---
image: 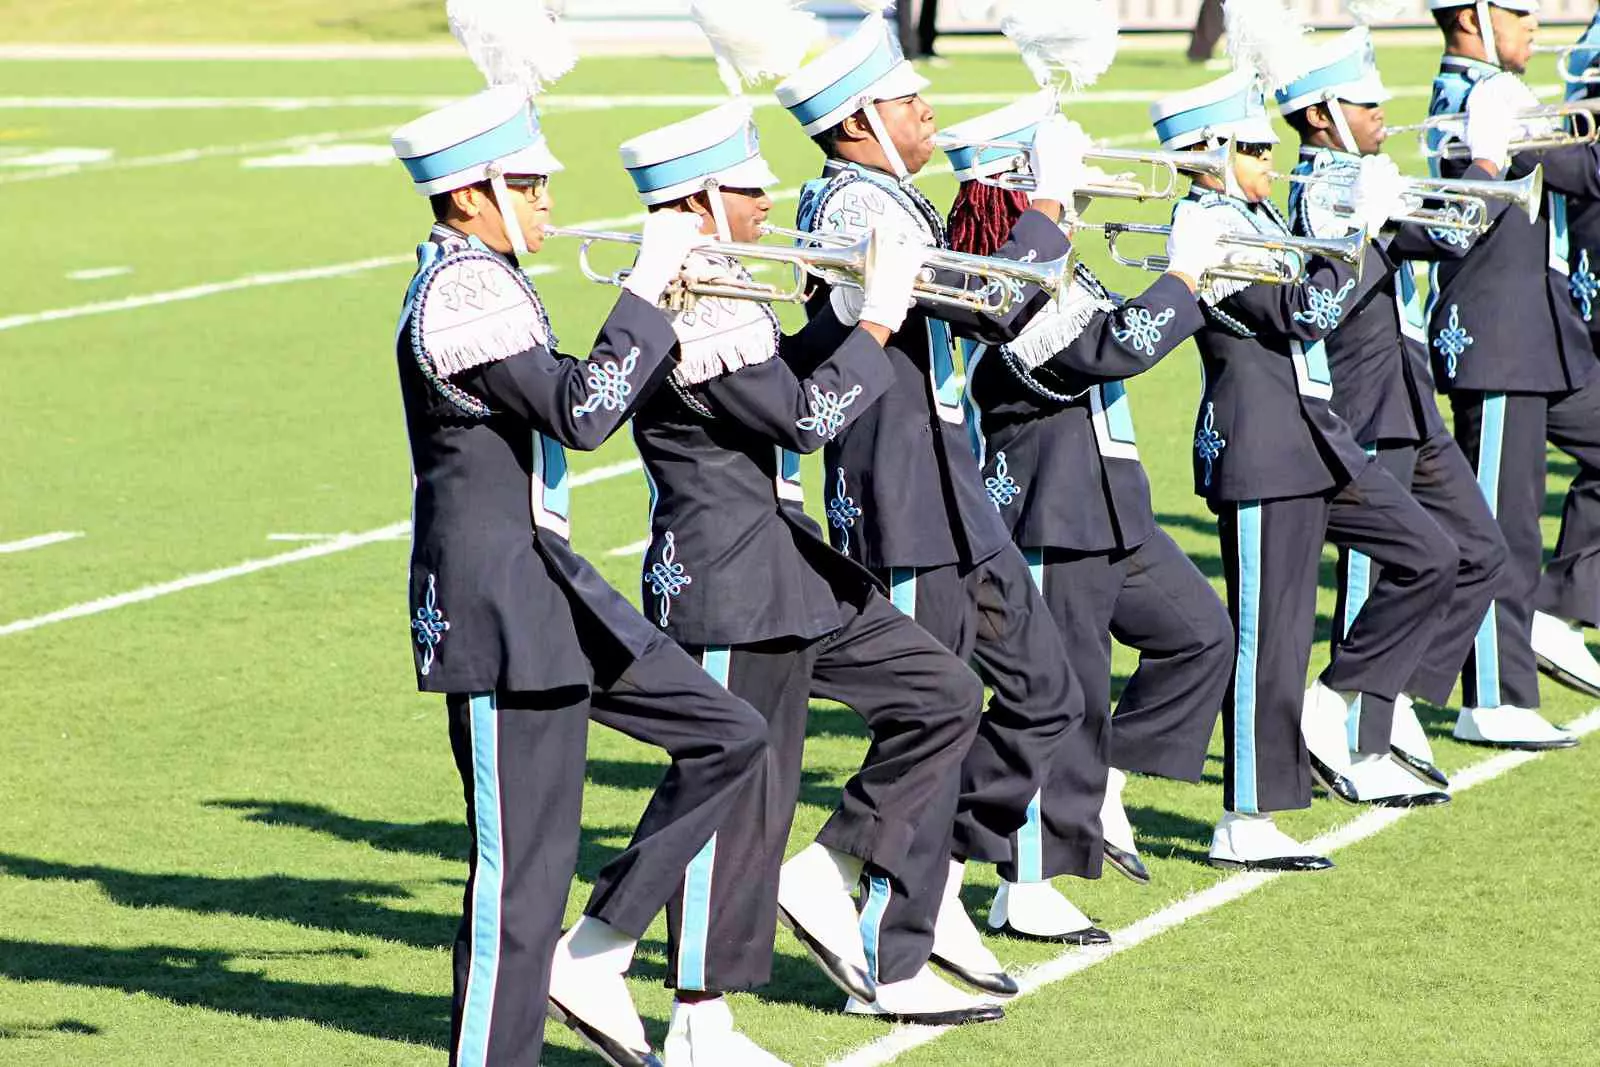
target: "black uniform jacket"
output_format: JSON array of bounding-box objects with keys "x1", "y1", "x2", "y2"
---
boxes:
[
  {"x1": 1563, "y1": 22, "x2": 1600, "y2": 341},
  {"x1": 966, "y1": 267, "x2": 1203, "y2": 553},
  {"x1": 794, "y1": 160, "x2": 1069, "y2": 569},
  {"x1": 1289, "y1": 147, "x2": 1497, "y2": 446},
  {"x1": 1175, "y1": 190, "x2": 1384, "y2": 504},
  {"x1": 397, "y1": 225, "x2": 677, "y2": 693},
  {"x1": 631, "y1": 280, "x2": 893, "y2": 646},
  {"x1": 1426, "y1": 55, "x2": 1600, "y2": 394}
]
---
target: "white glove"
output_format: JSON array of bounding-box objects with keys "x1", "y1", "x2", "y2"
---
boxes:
[
  {"x1": 1028, "y1": 115, "x2": 1092, "y2": 205},
  {"x1": 1465, "y1": 71, "x2": 1529, "y2": 165},
  {"x1": 858, "y1": 227, "x2": 929, "y2": 333},
  {"x1": 622, "y1": 211, "x2": 709, "y2": 305},
  {"x1": 1348, "y1": 153, "x2": 1409, "y2": 236},
  {"x1": 830, "y1": 285, "x2": 865, "y2": 326},
  {"x1": 1165, "y1": 208, "x2": 1235, "y2": 283}
]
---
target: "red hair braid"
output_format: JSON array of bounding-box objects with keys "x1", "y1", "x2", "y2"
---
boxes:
[{"x1": 946, "y1": 180, "x2": 1031, "y2": 257}]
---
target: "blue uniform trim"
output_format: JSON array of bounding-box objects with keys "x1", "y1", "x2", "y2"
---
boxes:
[
  {"x1": 1101, "y1": 381, "x2": 1137, "y2": 446},
  {"x1": 1154, "y1": 90, "x2": 1261, "y2": 146},
  {"x1": 1016, "y1": 788, "x2": 1044, "y2": 883},
  {"x1": 676, "y1": 648, "x2": 732, "y2": 990},
  {"x1": 456, "y1": 693, "x2": 503, "y2": 1067},
  {"x1": 943, "y1": 121, "x2": 1040, "y2": 176},
  {"x1": 888, "y1": 567, "x2": 917, "y2": 619},
  {"x1": 402, "y1": 111, "x2": 539, "y2": 184},
  {"x1": 1472, "y1": 394, "x2": 1507, "y2": 706},
  {"x1": 928, "y1": 319, "x2": 963, "y2": 423},
  {"x1": 1274, "y1": 51, "x2": 1368, "y2": 107},
  {"x1": 859, "y1": 875, "x2": 893, "y2": 983},
  {"x1": 786, "y1": 46, "x2": 902, "y2": 129},
  {"x1": 627, "y1": 127, "x2": 757, "y2": 195},
  {"x1": 1232, "y1": 503, "x2": 1263, "y2": 813},
  {"x1": 1023, "y1": 547, "x2": 1044, "y2": 594}
]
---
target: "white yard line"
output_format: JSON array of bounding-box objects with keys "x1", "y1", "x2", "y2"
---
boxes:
[
  {"x1": 0, "y1": 125, "x2": 395, "y2": 185},
  {"x1": 0, "y1": 531, "x2": 84, "y2": 554},
  {"x1": 826, "y1": 707, "x2": 1600, "y2": 1067},
  {"x1": 0, "y1": 460, "x2": 645, "y2": 638},
  {"x1": 607, "y1": 537, "x2": 652, "y2": 557}
]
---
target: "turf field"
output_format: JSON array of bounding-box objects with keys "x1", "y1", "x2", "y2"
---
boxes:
[{"x1": 3, "y1": 36, "x2": 1599, "y2": 1067}]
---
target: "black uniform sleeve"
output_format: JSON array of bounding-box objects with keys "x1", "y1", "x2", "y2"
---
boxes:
[
  {"x1": 695, "y1": 324, "x2": 895, "y2": 453},
  {"x1": 923, "y1": 209, "x2": 1073, "y2": 345},
  {"x1": 450, "y1": 290, "x2": 678, "y2": 451},
  {"x1": 1034, "y1": 274, "x2": 1204, "y2": 393},
  {"x1": 1385, "y1": 161, "x2": 1506, "y2": 261},
  {"x1": 1512, "y1": 141, "x2": 1600, "y2": 200},
  {"x1": 1213, "y1": 247, "x2": 1380, "y2": 343}
]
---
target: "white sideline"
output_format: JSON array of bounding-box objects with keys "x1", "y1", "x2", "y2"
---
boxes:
[
  {"x1": 0, "y1": 531, "x2": 84, "y2": 554},
  {"x1": 0, "y1": 459, "x2": 643, "y2": 638},
  {"x1": 825, "y1": 707, "x2": 1600, "y2": 1067},
  {"x1": 0, "y1": 125, "x2": 395, "y2": 184},
  {"x1": 607, "y1": 537, "x2": 652, "y2": 557}
]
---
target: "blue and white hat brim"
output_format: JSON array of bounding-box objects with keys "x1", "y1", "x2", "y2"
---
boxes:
[
  {"x1": 633, "y1": 155, "x2": 782, "y2": 206},
  {"x1": 776, "y1": 14, "x2": 932, "y2": 136},
  {"x1": 393, "y1": 85, "x2": 562, "y2": 196},
  {"x1": 621, "y1": 101, "x2": 779, "y2": 205},
  {"x1": 1151, "y1": 71, "x2": 1279, "y2": 149},
  {"x1": 940, "y1": 89, "x2": 1056, "y2": 183}
]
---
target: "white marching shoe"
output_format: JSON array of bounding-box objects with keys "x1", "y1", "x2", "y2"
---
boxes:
[
  {"x1": 1343, "y1": 753, "x2": 1451, "y2": 807},
  {"x1": 986, "y1": 879, "x2": 1109, "y2": 945},
  {"x1": 1208, "y1": 812, "x2": 1333, "y2": 872},
  {"x1": 1100, "y1": 767, "x2": 1150, "y2": 885},
  {"x1": 928, "y1": 860, "x2": 1018, "y2": 996},
  {"x1": 547, "y1": 917, "x2": 661, "y2": 1067},
  {"x1": 1453, "y1": 705, "x2": 1579, "y2": 750},
  {"x1": 663, "y1": 998, "x2": 789, "y2": 1067},
  {"x1": 1389, "y1": 693, "x2": 1449, "y2": 788},
  {"x1": 776, "y1": 842, "x2": 874, "y2": 1001},
  {"x1": 844, "y1": 964, "x2": 1004, "y2": 1026},
  {"x1": 1302, "y1": 682, "x2": 1360, "y2": 803},
  {"x1": 1532, "y1": 610, "x2": 1600, "y2": 696}
]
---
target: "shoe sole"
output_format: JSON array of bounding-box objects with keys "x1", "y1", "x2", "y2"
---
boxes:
[
  {"x1": 1363, "y1": 791, "x2": 1451, "y2": 808},
  {"x1": 1103, "y1": 842, "x2": 1152, "y2": 886},
  {"x1": 776, "y1": 905, "x2": 876, "y2": 1002},
  {"x1": 1390, "y1": 746, "x2": 1451, "y2": 789},
  {"x1": 547, "y1": 998, "x2": 661, "y2": 1067},
  {"x1": 1534, "y1": 653, "x2": 1600, "y2": 698},
  {"x1": 987, "y1": 921, "x2": 1111, "y2": 946},
  {"x1": 844, "y1": 1004, "x2": 1006, "y2": 1026},
  {"x1": 1208, "y1": 856, "x2": 1334, "y2": 872},
  {"x1": 1308, "y1": 756, "x2": 1360, "y2": 805},
  {"x1": 1451, "y1": 733, "x2": 1580, "y2": 751},
  {"x1": 927, "y1": 953, "x2": 1020, "y2": 998}
]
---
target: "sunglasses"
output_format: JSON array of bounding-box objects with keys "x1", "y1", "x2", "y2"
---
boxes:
[
  {"x1": 1235, "y1": 142, "x2": 1275, "y2": 160},
  {"x1": 503, "y1": 175, "x2": 551, "y2": 197}
]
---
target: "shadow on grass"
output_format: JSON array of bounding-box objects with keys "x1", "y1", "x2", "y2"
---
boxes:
[
  {"x1": 0, "y1": 940, "x2": 449, "y2": 1047},
  {"x1": 1126, "y1": 804, "x2": 1219, "y2": 866},
  {"x1": 0, "y1": 1019, "x2": 100, "y2": 1039}
]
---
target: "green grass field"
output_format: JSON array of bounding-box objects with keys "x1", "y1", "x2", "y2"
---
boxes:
[{"x1": 3, "y1": 34, "x2": 1599, "y2": 1067}]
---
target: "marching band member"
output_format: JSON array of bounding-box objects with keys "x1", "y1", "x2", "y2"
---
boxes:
[
  {"x1": 615, "y1": 103, "x2": 998, "y2": 1057},
  {"x1": 944, "y1": 92, "x2": 1236, "y2": 891},
  {"x1": 1277, "y1": 26, "x2": 1510, "y2": 800},
  {"x1": 775, "y1": 11, "x2": 1094, "y2": 1012},
  {"x1": 1425, "y1": 0, "x2": 1595, "y2": 745},
  {"x1": 1149, "y1": 69, "x2": 1459, "y2": 869},
  {"x1": 392, "y1": 85, "x2": 775, "y2": 1067}
]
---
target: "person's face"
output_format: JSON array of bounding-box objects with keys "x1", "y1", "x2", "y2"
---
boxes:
[
  {"x1": 1341, "y1": 102, "x2": 1388, "y2": 155},
  {"x1": 500, "y1": 174, "x2": 553, "y2": 253},
  {"x1": 872, "y1": 94, "x2": 937, "y2": 174},
  {"x1": 1231, "y1": 140, "x2": 1275, "y2": 202},
  {"x1": 1488, "y1": 7, "x2": 1538, "y2": 73},
  {"x1": 717, "y1": 187, "x2": 772, "y2": 244}
]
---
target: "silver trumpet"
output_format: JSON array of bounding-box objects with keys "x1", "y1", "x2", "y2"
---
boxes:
[
  {"x1": 929, "y1": 134, "x2": 1233, "y2": 200},
  {"x1": 1274, "y1": 165, "x2": 1544, "y2": 230},
  {"x1": 1385, "y1": 101, "x2": 1600, "y2": 158},
  {"x1": 762, "y1": 224, "x2": 1071, "y2": 313},
  {"x1": 1070, "y1": 221, "x2": 1369, "y2": 286},
  {"x1": 1534, "y1": 43, "x2": 1600, "y2": 85}
]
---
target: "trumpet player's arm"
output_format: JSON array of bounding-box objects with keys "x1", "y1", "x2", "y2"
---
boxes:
[
  {"x1": 448, "y1": 290, "x2": 679, "y2": 451},
  {"x1": 1031, "y1": 277, "x2": 1205, "y2": 392},
  {"x1": 919, "y1": 209, "x2": 1073, "y2": 344},
  {"x1": 1507, "y1": 143, "x2": 1600, "y2": 200},
  {"x1": 1216, "y1": 253, "x2": 1381, "y2": 344},
  {"x1": 694, "y1": 311, "x2": 895, "y2": 453},
  {"x1": 1383, "y1": 162, "x2": 1509, "y2": 260}
]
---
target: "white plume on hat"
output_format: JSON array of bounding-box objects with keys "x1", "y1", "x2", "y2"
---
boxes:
[
  {"x1": 1344, "y1": 0, "x2": 1410, "y2": 24},
  {"x1": 845, "y1": 0, "x2": 896, "y2": 13},
  {"x1": 690, "y1": 0, "x2": 823, "y2": 96},
  {"x1": 992, "y1": 0, "x2": 1120, "y2": 91},
  {"x1": 1223, "y1": 0, "x2": 1314, "y2": 90},
  {"x1": 446, "y1": 0, "x2": 577, "y2": 97}
]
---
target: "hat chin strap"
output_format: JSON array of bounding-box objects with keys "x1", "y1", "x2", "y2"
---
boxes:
[
  {"x1": 1325, "y1": 94, "x2": 1360, "y2": 155},
  {"x1": 862, "y1": 99, "x2": 910, "y2": 181},
  {"x1": 487, "y1": 167, "x2": 530, "y2": 258},
  {"x1": 705, "y1": 180, "x2": 732, "y2": 243},
  {"x1": 1478, "y1": 1, "x2": 1501, "y2": 66},
  {"x1": 1207, "y1": 132, "x2": 1248, "y2": 200}
]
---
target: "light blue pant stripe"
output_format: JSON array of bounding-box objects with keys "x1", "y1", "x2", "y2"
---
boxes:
[
  {"x1": 1341, "y1": 550, "x2": 1372, "y2": 751},
  {"x1": 1473, "y1": 394, "x2": 1506, "y2": 706},
  {"x1": 1233, "y1": 503, "x2": 1263, "y2": 814},
  {"x1": 456, "y1": 692, "x2": 503, "y2": 1067},
  {"x1": 859, "y1": 875, "x2": 893, "y2": 983},
  {"x1": 1016, "y1": 788, "x2": 1044, "y2": 883},
  {"x1": 675, "y1": 646, "x2": 732, "y2": 990},
  {"x1": 1022, "y1": 547, "x2": 1045, "y2": 594},
  {"x1": 888, "y1": 567, "x2": 917, "y2": 618}
]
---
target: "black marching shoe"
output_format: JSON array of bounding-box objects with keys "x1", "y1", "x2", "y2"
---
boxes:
[
  {"x1": 548, "y1": 998, "x2": 663, "y2": 1067},
  {"x1": 1308, "y1": 754, "x2": 1360, "y2": 805},
  {"x1": 986, "y1": 881, "x2": 1110, "y2": 945},
  {"x1": 1103, "y1": 842, "x2": 1151, "y2": 886},
  {"x1": 844, "y1": 965, "x2": 1006, "y2": 1026},
  {"x1": 1208, "y1": 813, "x2": 1334, "y2": 872}
]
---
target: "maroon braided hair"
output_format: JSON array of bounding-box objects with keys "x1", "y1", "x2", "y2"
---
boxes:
[{"x1": 946, "y1": 180, "x2": 1031, "y2": 257}]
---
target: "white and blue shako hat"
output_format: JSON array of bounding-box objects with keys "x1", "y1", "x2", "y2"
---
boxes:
[
  {"x1": 1275, "y1": 27, "x2": 1390, "y2": 115},
  {"x1": 620, "y1": 101, "x2": 780, "y2": 240},
  {"x1": 392, "y1": 84, "x2": 562, "y2": 256},
  {"x1": 1150, "y1": 70, "x2": 1278, "y2": 150},
  {"x1": 775, "y1": 14, "x2": 931, "y2": 177},
  {"x1": 939, "y1": 88, "x2": 1056, "y2": 184},
  {"x1": 1428, "y1": 0, "x2": 1540, "y2": 68}
]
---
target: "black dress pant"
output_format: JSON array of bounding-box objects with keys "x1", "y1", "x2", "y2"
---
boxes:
[
  {"x1": 1021, "y1": 529, "x2": 1233, "y2": 879},
  {"x1": 664, "y1": 590, "x2": 983, "y2": 992},
  {"x1": 1217, "y1": 459, "x2": 1456, "y2": 814},
  {"x1": 1452, "y1": 383, "x2": 1600, "y2": 709},
  {"x1": 1333, "y1": 430, "x2": 1511, "y2": 746},
  {"x1": 445, "y1": 631, "x2": 770, "y2": 1067},
  {"x1": 871, "y1": 544, "x2": 1085, "y2": 974}
]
